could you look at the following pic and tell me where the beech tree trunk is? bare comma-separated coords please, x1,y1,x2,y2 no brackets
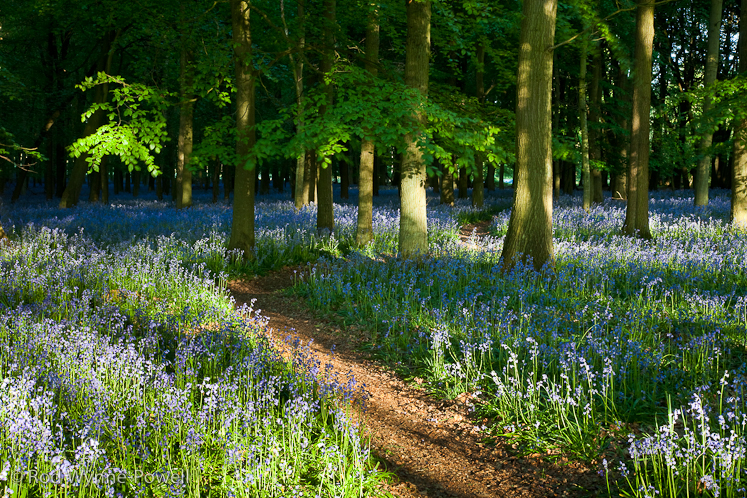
612,60,629,199
589,46,604,204
731,0,747,228
500,0,558,272
356,5,379,246
60,33,115,208
176,46,195,209
622,0,654,238
472,41,486,207
11,111,61,203
292,0,309,209
552,61,561,198
486,164,495,190
580,39,591,212
316,0,336,234
398,0,431,257
228,0,256,256
694,0,723,206
440,163,454,206
457,166,468,198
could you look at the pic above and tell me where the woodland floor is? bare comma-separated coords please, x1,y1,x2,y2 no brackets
229,221,608,498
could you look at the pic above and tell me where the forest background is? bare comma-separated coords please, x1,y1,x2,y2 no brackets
2,0,747,497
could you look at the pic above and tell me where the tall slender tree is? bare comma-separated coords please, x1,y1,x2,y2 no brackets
731,0,747,228
316,0,335,234
589,47,604,204
500,0,558,272
472,40,486,208
228,0,256,256
356,3,380,246
59,32,117,208
176,45,195,209
694,0,723,206
288,0,309,209
398,0,431,257
580,38,591,212
622,0,655,239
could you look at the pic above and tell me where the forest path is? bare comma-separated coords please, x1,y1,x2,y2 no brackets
229,221,601,498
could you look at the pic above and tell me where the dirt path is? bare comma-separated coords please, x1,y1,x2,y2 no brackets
229,262,604,498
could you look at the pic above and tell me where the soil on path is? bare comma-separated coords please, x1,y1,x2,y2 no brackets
229,226,605,497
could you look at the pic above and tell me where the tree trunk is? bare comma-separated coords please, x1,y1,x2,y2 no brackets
694,0,723,206
306,150,316,202
589,46,604,204
316,0,336,234
45,138,54,200
440,163,454,206
224,164,234,199
339,158,349,198
132,170,140,197
229,0,256,256
456,165,467,198
623,0,654,238
398,0,431,257
89,170,101,202
731,0,747,228
500,0,557,272
299,150,311,204
292,0,308,209
486,163,495,190
356,7,379,246
612,61,629,199
176,47,194,209
60,33,115,208
12,110,62,203
580,39,591,212
552,61,561,198
55,139,66,197
212,161,220,202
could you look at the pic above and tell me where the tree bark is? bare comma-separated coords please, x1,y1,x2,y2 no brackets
622,0,654,238
589,46,604,204
552,61,561,198
59,33,115,208
176,47,195,209
356,7,379,246
580,39,591,212
472,40,486,207
612,60,629,199
11,110,61,203
398,0,431,257
292,0,309,209
229,0,256,256
340,158,349,198
486,164,495,190
731,0,747,228
694,0,723,206
457,166,468,198
316,0,336,234
500,0,558,272
308,150,317,202
440,163,454,206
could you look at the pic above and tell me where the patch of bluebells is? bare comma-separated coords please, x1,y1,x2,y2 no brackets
0,195,385,497
297,189,747,497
